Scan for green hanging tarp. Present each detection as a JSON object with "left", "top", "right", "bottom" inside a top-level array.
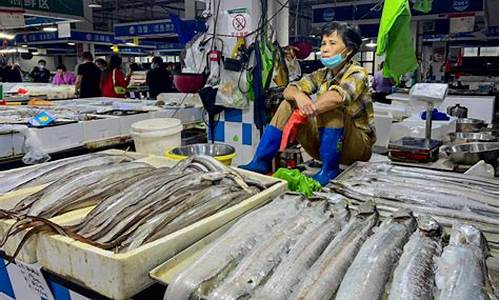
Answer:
[{"left": 376, "top": 0, "right": 418, "bottom": 83}]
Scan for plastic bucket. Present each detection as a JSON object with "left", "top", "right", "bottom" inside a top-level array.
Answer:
[{"left": 131, "top": 118, "right": 183, "bottom": 156}]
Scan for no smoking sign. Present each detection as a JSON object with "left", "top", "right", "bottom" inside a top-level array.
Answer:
[
  {"left": 232, "top": 14, "right": 246, "bottom": 31},
  {"left": 227, "top": 8, "right": 251, "bottom": 37}
]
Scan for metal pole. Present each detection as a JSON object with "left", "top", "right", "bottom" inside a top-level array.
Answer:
[{"left": 425, "top": 102, "right": 433, "bottom": 142}]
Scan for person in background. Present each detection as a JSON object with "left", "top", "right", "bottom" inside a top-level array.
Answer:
[
  {"left": 100, "top": 54, "right": 131, "bottom": 98},
  {"left": 95, "top": 58, "right": 107, "bottom": 72},
  {"left": 0, "top": 62, "right": 8, "bottom": 82},
  {"left": 372, "top": 61, "right": 394, "bottom": 104},
  {"left": 129, "top": 62, "right": 141, "bottom": 72},
  {"left": 29, "top": 59, "right": 50, "bottom": 83},
  {"left": 284, "top": 45, "right": 302, "bottom": 81},
  {"left": 75, "top": 52, "right": 101, "bottom": 98},
  {"left": 146, "top": 56, "right": 172, "bottom": 99},
  {"left": 7, "top": 64, "right": 23, "bottom": 82},
  {"left": 165, "top": 62, "right": 178, "bottom": 92},
  {"left": 52, "top": 64, "right": 76, "bottom": 85}
]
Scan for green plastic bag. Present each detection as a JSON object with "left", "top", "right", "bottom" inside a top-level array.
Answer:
[
  {"left": 273, "top": 168, "right": 322, "bottom": 198},
  {"left": 376, "top": 0, "right": 418, "bottom": 83},
  {"left": 413, "top": 0, "right": 433, "bottom": 13}
]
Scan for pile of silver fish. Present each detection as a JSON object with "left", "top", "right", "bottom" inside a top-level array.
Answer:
[
  {"left": 165, "top": 195, "right": 496, "bottom": 300},
  {"left": 322, "top": 162, "right": 499, "bottom": 249},
  {"left": 1, "top": 154, "right": 263, "bottom": 254},
  {"left": 0, "top": 152, "right": 135, "bottom": 194}
]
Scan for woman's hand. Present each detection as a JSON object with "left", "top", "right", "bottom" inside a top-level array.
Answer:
[{"left": 296, "top": 94, "right": 317, "bottom": 117}]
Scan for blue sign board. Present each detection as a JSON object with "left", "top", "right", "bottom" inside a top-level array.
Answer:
[
  {"left": 114, "top": 19, "right": 175, "bottom": 38},
  {"left": 15, "top": 31, "right": 125, "bottom": 44},
  {"left": 24, "top": 16, "right": 65, "bottom": 26},
  {"left": 312, "top": 0, "right": 484, "bottom": 23},
  {"left": 156, "top": 43, "right": 184, "bottom": 50}
]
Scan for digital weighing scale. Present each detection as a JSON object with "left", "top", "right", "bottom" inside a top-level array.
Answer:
[{"left": 389, "top": 83, "right": 449, "bottom": 163}]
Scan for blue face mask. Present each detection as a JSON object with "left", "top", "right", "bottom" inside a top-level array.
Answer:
[{"left": 320, "top": 53, "right": 343, "bottom": 68}]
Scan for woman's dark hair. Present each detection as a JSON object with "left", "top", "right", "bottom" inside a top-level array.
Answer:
[
  {"left": 320, "top": 21, "right": 362, "bottom": 54},
  {"left": 129, "top": 62, "right": 141, "bottom": 72},
  {"left": 95, "top": 58, "right": 107, "bottom": 67},
  {"left": 56, "top": 64, "right": 67, "bottom": 72},
  {"left": 101, "top": 54, "right": 123, "bottom": 85},
  {"left": 108, "top": 54, "right": 122, "bottom": 70},
  {"left": 81, "top": 51, "right": 93, "bottom": 61},
  {"left": 38, "top": 59, "right": 47, "bottom": 65},
  {"left": 152, "top": 56, "right": 164, "bottom": 68}
]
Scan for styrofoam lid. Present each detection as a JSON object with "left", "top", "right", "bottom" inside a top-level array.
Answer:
[{"left": 131, "top": 118, "right": 182, "bottom": 133}]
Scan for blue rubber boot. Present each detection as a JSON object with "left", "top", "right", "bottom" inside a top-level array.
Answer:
[
  {"left": 312, "top": 127, "right": 344, "bottom": 186},
  {"left": 239, "top": 125, "right": 282, "bottom": 174}
]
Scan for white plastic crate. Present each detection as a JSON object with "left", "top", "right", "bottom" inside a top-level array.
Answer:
[
  {"left": 31, "top": 123, "right": 84, "bottom": 154},
  {"left": 82, "top": 115, "right": 121, "bottom": 142},
  {"left": 0, "top": 132, "right": 13, "bottom": 158}
]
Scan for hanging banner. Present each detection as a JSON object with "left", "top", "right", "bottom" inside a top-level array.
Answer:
[
  {"left": 312, "top": 0, "right": 484, "bottom": 24},
  {"left": 114, "top": 19, "right": 176, "bottom": 39},
  {"left": 0, "top": 0, "right": 84, "bottom": 18},
  {"left": 0, "top": 11, "right": 24, "bottom": 28},
  {"left": 15, "top": 30, "right": 124, "bottom": 45}
]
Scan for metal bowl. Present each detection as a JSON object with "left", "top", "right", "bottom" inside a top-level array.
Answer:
[
  {"left": 444, "top": 142, "right": 499, "bottom": 165},
  {"left": 456, "top": 118, "right": 485, "bottom": 132},
  {"left": 480, "top": 124, "right": 499, "bottom": 137},
  {"left": 448, "top": 132, "right": 497, "bottom": 144},
  {"left": 170, "top": 143, "right": 235, "bottom": 157}
]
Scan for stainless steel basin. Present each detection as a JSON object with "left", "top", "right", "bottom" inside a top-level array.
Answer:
[
  {"left": 448, "top": 132, "right": 497, "bottom": 144},
  {"left": 456, "top": 118, "right": 485, "bottom": 132},
  {"left": 170, "top": 143, "right": 235, "bottom": 157},
  {"left": 444, "top": 142, "right": 499, "bottom": 165}
]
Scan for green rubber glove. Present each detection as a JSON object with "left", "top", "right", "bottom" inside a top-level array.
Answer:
[{"left": 273, "top": 168, "right": 322, "bottom": 198}]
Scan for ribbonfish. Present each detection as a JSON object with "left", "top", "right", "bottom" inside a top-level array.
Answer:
[
  {"left": 334, "top": 209, "right": 416, "bottom": 300},
  {"left": 253, "top": 202, "right": 349, "bottom": 300},
  {"left": 387, "top": 215, "right": 443, "bottom": 300},
  {"left": 435, "top": 223, "right": 496, "bottom": 300},
  {"left": 290, "top": 202, "right": 379, "bottom": 300},
  {"left": 164, "top": 194, "right": 306, "bottom": 300},
  {"left": 207, "top": 202, "right": 328, "bottom": 300}
]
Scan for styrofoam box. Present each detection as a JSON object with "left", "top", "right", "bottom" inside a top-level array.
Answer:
[
  {"left": 0, "top": 132, "right": 14, "bottom": 158},
  {"left": 390, "top": 118, "right": 457, "bottom": 142},
  {"left": 31, "top": 123, "right": 84, "bottom": 154},
  {"left": 118, "top": 112, "right": 155, "bottom": 135},
  {"left": 82, "top": 115, "right": 121, "bottom": 142},
  {"left": 12, "top": 132, "right": 25, "bottom": 156},
  {"left": 374, "top": 112, "right": 393, "bottom": 148},
  {"left": 36, "top": 168, "right": 287, "bottom": 300}
]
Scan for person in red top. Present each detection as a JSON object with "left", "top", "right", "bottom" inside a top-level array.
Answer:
[{"left": 100, "top": 54, "right": 131, "bottom": 98}]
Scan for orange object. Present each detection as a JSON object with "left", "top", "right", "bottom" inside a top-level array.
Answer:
[
  {"left": 28, "top": 98, "right": 53, "bottom": 106},
  {"left": 280, "top": 109, "right": 308, "bottom": 152}
]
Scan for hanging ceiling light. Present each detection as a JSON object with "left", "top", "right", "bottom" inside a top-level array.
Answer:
[
  {"left": 365, "top": 40, "right": 377, "bottom": 48},
  {"left": 0, "top": 32, "right": 16, "bottom": 40},
  {"left": 88, "top": 1, "right": 102, "bottom": 8},
  {"left": 43, "top": 25, "right": 57, "bottom": 32},
  {"left": 67, "top": 42, "right": 75, "bottom": 46}
]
